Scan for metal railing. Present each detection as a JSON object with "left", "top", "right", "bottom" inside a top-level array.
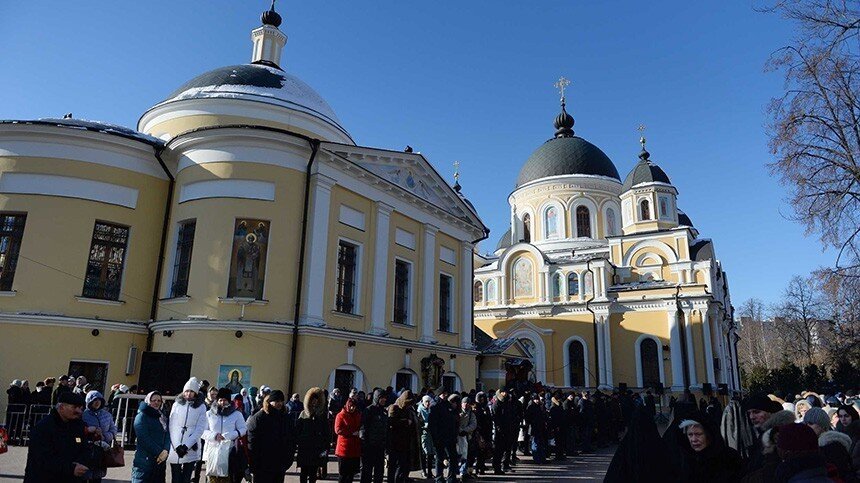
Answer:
[{"left": 112, "top": 394, "right": 176, "bottom": 448}]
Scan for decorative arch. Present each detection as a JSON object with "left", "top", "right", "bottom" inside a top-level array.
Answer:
[
  {"left": 634, "top": 334, "right": 666, "bottom": 388},
  {"left": 442, "top": 371, "right": 462, "bottom": 392},
  {"left": 575, "top": 206, "right": 592, "bottom": 238},
  {"left": 328, "top": 363, "right": 366, "bottom": 393},
  {"left": 567, "top": 272, "right": 580, "bottom": 297},
  {"left": 622, "top": 239, "right": 679, "bottom": 267},
  {"left": 562, "top": 335, "right": 590, "bottom": 387},
  {"left": 391, "top": 368, "right": 419, "bottom": 393},
  {"left": 507, "top": 328, "right": 547, "bottom": 380},
  {"left": 635, "top": 252, "right": 665, "bottom": 267},
  {"left": 568, "top": 197, "right": 598, "bottom": 239},
  {"left": 538, "top": 199, "right": 566, "bottom": 240}
]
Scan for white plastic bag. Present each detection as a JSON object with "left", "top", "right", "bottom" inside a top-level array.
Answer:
[{"left": 204, "top": 439, "right": 231, "bottom": 477}]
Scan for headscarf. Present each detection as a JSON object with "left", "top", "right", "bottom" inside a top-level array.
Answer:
[
  {"left": 396, "top": 390, "right": 414, "bottom": 410},
  {"left": 605, "top": 406, "right": 673, "bottom": 482},
  {"left": 144, "top": 391, "right": 168, "bottom": 430}
]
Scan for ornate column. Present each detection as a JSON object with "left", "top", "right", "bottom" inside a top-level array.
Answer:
[
  {"left": 701, "top": 309, "right": 716, "bottom": 385},
  {"left": 542, "top": 270, "right": 551, "bottom": 303},
  {"left": 460, "top": 242, "right": 474, "bottom": 348},
  {"left": 667, "top": 309, "right": 685, "bottom": 391},
  {"left": 369, "top": 202, "right": 393, "bottom": 336},
  {"left": 683, "top": 308, "right": 698, "bottom": 387},
  {"left": 301, "top": 174, "right": 335, "bottom": 326},
  {"left": 420, "top": 224, "right": 439, "bottom": 343}
]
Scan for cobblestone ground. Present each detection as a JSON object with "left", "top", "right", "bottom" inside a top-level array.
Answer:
[{"left": 0, "top": 445, "right": 615, "bottom": 482}]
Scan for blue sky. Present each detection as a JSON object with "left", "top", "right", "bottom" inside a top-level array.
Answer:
[{"left": 0, "top": 1, "right": 834, "bottom": 305}]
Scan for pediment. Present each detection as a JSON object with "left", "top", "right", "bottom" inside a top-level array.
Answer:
[{"left": 322, "top": 143, "right": 485, "bottom": 231}]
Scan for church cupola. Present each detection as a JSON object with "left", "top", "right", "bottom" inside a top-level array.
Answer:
[
  {"left": 619, "top": 129, "right": 679, "bottom": 234},
  {"left": 251, "top": 1, "right": 288, "bottom": 69}
]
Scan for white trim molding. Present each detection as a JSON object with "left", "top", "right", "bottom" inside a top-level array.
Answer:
[
  {"left": 0, "top": 173, "right": 139, "bottom": 209},
  {"left": 179, "top": 179, "right": 275, "bottom": 203}
]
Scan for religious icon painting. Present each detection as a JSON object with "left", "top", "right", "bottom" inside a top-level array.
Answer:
[{"left": 217, "top": 365, "right": 251, "bottom": 395}]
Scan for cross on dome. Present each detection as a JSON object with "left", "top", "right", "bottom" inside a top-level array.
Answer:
[
  {"left": 453, "top": 160, "right": 462, "bottom": 192},
  {"left": 637, "top": 124, "right": 651, "bottom": 161},
  {"left": 554, "top": 76, "right": 571, "bottom": 104},
  {"left": 552, "top": 76, "right": 575, "bottom": 138}
]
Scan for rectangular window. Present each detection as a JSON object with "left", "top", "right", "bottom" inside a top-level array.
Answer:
[
  {"left": 170, "top": 219, "right": 196, "bottom": 298},
  {"left": 82, "top": 221, "right": 129, "bottom": 301},
  {"left": 439, "top": 273, "right": 453, "bottom": 332},
  {"left": 227, "top": 219, "right": 270, "bottom": 300},
  {"left": 393, "top": 259, "right": 411, "bottom": 324},
  {"left": 0, "top": 213, "right": 26, "bottom": 291},
  {"left": 336, "top": 240, "right": 358, "bottom": 314},
  {"left": 395, "top": 372, "right": 413, "bottom": 392}
]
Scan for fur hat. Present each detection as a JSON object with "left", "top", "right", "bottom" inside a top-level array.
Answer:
[
  {"left": 802, "top": 407, "right": 831, "bottom": 430},
  {"left": 746, "top": 394, "right": 782, "bottom": 413},
  {"left": 183, "top": 377, "right": 201, "bottom": 394},
  {"left": 762, "top": 410, "right": 797, "bottom": 432},
  {"left": 216, "top": 387, "right": 232, "bottom": 401}
]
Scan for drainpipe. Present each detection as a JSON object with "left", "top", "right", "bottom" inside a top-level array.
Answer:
[
  {"left": 146, "top": 146, "right": 175, "bottom": 352},
  {"left": 287, "top": 139, "right": 321, "bottom": 396}
]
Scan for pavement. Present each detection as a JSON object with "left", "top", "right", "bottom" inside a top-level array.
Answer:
[{"left": 0, "top": 445, "right": 615, "bottom": 482}]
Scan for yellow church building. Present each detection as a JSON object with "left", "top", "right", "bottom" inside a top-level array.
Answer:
[
  {"left": 474, "top": 90, "right": 741, "bottom": 396},
  {"left": 0, "top": 3, "right": 488, "bottom": 421}
]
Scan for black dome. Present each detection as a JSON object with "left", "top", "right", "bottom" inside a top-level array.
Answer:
[
  {"left": 621, "top": 153, "right": 672, "bottom": 192},
  {"left": 516, "top": 136, "right": 621, "bottom": 187}
]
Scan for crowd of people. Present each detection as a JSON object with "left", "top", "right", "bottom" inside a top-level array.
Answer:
[
  {"left": 606, "top": 389, "right": 860, "bottom": 482},
  {"left": 12, "top": 372, "right": 860, "bottom": 483}
]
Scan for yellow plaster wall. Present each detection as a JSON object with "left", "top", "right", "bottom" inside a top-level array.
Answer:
[
  {"left": 0, "top": 157, "right": 168, "bottom": 321},
  {"left": 612, "top": 311, "right": 673, "bottom": 388},
  {"left": 143, "top": 114, "right": 319, "bottom": 142},
  {"left": 386, "top": 213, "right": 421, "bottom": 337},
  {"left": 689, "top": 311, "right": 707, "bottom": 385},
  {"left": 157, "top": 162, "right": 306, "bottom": 322},
  {"left": 0, "top": 322, "right": 146, "bottom": 423}
]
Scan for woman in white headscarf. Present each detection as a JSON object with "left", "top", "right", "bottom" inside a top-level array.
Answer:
[{"left": 132, "top": 391, "right": 170, "bottom": 483}]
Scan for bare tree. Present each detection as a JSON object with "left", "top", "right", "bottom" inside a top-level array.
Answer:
[
  {"left": 820, "top": 270, "right": 860, "bottom": 359},
  {"left": 738, "top": 298, "right": 781, "bottom": 369},
  {"left": 765, "top": 0, "right": 860, "bottom": 278},
  {"left": 772, "top": 275, "right": 827, "bottom": 365}
]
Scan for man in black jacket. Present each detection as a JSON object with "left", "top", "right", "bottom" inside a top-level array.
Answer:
[
  {"left": 491, "top": 388, "right": 516, "bottom": 474},
  {"left": 24, "top": 392, "right": 90, "bottom": 483},
  {"left": 429, "top": 394, "right": 459, "bottom": 483},
  {"left": 246, "top": 390, "right": 296, "bottom": 483},
  {"left": 361, "top": 389, "right": 388, "bottom": 483}
]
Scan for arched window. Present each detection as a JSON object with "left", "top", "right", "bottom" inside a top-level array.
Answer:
[
  {"left": 606, "top": 207, "right": 618, "bottom": 236},
  {"left": 584, "top": 271, "right": 594, "bottom": 295},
  {"left": 567, "top": 339, "right": 586, "bottom": 387},
  {"left": 473, "top": 280, "right": 483, "bottom": 303},
  {"left": 486, "top": 279, "right": 497, "bottom": 302},
  {"left": 576, "top": 206, "right": 591, "bottom": 238},
  {"left": 544, "top": 206, "right": 559, "bottom": 239},
  {"left": 551, "top": 273, "right": 562, "bottom": 299},
  {"left": 522, "top": 213, "right": 531, "bottom": 243},
  {"left": 639, "top": 338, "right": 661, "bottom": 388},
  {"left": 640, "top": 199, "right": 651, "bottom": 221},
  {"left": 512, "top": 257, "right": 534, "bottom": 298},
  {"left": 567, "top": 273, "right": 579, "bottom": 297}
]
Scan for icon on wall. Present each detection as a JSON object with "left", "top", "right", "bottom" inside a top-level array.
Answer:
[{"left": 218, "top": 365, "right": 252, "bottom": 395}]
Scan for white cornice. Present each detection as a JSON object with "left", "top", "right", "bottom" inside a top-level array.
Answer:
[{"left": 0, "top": 313, "right": 148, "bottom": 334}]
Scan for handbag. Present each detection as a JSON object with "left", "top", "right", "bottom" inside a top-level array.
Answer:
[{"left": 102, "top": 441, "right": 125, "bottom": 468}]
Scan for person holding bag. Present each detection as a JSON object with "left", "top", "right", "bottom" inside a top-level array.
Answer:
[
  {"left": 202, "top": 388, "right": 248, "bottom": 483},
  {"left": 169, "top": 377, "right": 208, "bottom": 483},
  {"left": 82, "top": 390, "right": 120, "bottom": 482},
  {"left": 132, "top": 392, "right": 170, "bottom": 483}
]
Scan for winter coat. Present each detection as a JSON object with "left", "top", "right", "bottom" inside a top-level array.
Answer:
[
  {"left": 525, "top": 402, "right": 548, "bottom": 439},
  {"left": 23, "top": 410, "right": 90, "bottom": 483},
  {"left": 388, "top": 392, "right": 422, "bottom": 471},
  {"left": 167, "top": 394, "right": 208, "bottom": 464},
  {"left": 722, "top": 400, "right": 756, "bottom": 461},
  {"left": 296, "top": 389, "right": 330, "bottom": 468},
  {"left": 362, "top": 394, "right": 388, "bottom": 447},
  {"left": 679, "top": 442, "right": 743, "bottom": 483},
  {"left": 491, "top": 396, "right": 517, "bottom": 442},
  {"left": 417, "top": 403, "right": 435, "bottom": 456},
  {"left": 429, "top": 399, "right": 458, "bottom": 448},
  {"left": 202, "top": 405, "right": 247, "bottom": 448},
  {"left": 843, "top": 420, "right": 860, "bottom": 480},
  {"left": 548, "top": 399, "right": 567, "bottom": 437},
  {"left": 774, "top": 453, "right": 833, "bottom": 483},
  {"left": 246, "top": 407, "right": 295, "bottom": 474},
  {"left": 818, "top": 430, "right": 855, "bottom": 482},
  {"left": 133, "top": 401, "right": 170, "bottom": 475},
  {"left": 457, "top": 409, "right": 477, "bottom": 457},
  {"left": 335, "top": 407, "right": 362, "bottom": 458},
  {"left": 82, "top": 391, "right": 117, "bottom": 445}
]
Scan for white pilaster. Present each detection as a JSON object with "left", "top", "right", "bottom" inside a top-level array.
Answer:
[
  {"left": 596, "top": 317, "right": 606, "bottom": 386},
  {"left": 496, "top": 276, "right": 503, "bottom": 304},
  {"left": 510, "top": 205, "right": 518, "bottom": 244},
  {"left": 602, "top": 315, "right": 613, "bottom": 386},
  {"left": 369, "top": 202, "right": 393, "bottom": 336},
  {"left": 460, "top": 242, "right": 474, "bottom": 349},
  {"left": 542, "top": 270, "right": 551, "bottom": 303},
  {"left": 702, "top": 310, "right": 716, "bottom": 385},
  {"left": 301, "top": 174, "right": 335, "bottom": 326},
  {"left": 668, "top": 310, "right": 685, "bottom": 391},
  {"left": 683, "top": 309, "right": 698, "bottom": 387},
  {"left": 420, "top": 224, "right": 439, "bottom": 343},
  {"left": 500, "top": 275, "right": 508, "bottom": 305}
]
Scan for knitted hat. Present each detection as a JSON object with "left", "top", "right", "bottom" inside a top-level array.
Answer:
[
  {"left": 777, "top": 423, "right": 818, "bottom": 452},
  {"left": 746, "top": 394, "right": 782, "bottom": 413},
  {"left": 267, "top": 390, "right": 285, "bottom": 402},
  {"left": 183, "top": 377, "right": 201, "bottom": 394},
  {"left": 448, "top": 393, "right": 461, "bottom": 403},
  {"left": 802, "top": 407, "right": 831, "bottom": 430},
  {"left": 216, "top": 387, "right": 232, "bottom": 401}
]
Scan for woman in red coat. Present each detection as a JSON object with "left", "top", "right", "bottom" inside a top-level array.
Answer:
[{"left": 335, "top": 397, "right": 362, "bottom": 483}]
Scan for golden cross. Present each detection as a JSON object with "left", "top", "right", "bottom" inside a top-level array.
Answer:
[
  {"left": 637, "top": 124, "right": 647, "bottom": 148},
  {"left": 554, "top": 76, "right": 571, "bottom": 101},
  {"left": 453, "top": 160, "right": 461, "bottom": 182}
]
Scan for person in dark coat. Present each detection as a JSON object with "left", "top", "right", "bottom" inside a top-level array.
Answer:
[
  {"left": 51, "top": 375, "right": 72, "bottom": 406},
  {"left": 132, "top": 392, "right": 170, "bottom": 483},
  {"left": 387, "top": 390, "right": 420, "bottom": 483},
  {"left": 491, "top": 388, "right": 516, "bottom": 474},
  {"left": 246, "top": 390, "right": 295, "bottom": 483},
  {"left": 743, "top": 394, "right": 784, "bottom": 474},
  {"left": 548, "top": 391, "right": 568, "bottom": 461},
  {"left": 296, "top": 387, "right": 331, "bottom": 483},
  {"left": 678, "top": 411, "right": 743, "bottom": 483},
  {"left": 24, "top": 391, "right": 92, "bottom": 483},
  {"left": 837, "top": 404, "right": 860, "bottom": 480},
  {"left": 472, "top": 392, "right": 493, "bottom": 474},
  {"left": 773, "top": 423, "right": 833, "bottom": 483},
  {"left": 803, "top": 407, "right": 856, "bottom": 482},
  {"left": 739, "top": 409, "right": 797, "bottom": 483},
  {"left": 525, "top": 394, "right": 549, "bottom": 464},
  {"left": 360, "top": 389, "right": 388, "bottom": 483},
  {"left": 429, "top": 394, "right": 460, "bottom": 483},
  {"left": 605, "top": 406, "right": 673, "bottom": 482}
]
